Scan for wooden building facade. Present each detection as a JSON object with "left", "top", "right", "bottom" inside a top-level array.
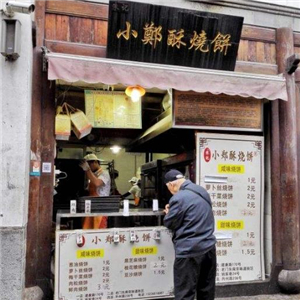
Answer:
[{"left": 27, "top": 0, "right": 300, "bottom": 298}]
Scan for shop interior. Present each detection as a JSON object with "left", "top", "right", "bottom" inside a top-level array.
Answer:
[
  {"left": 52, "top": 76, "right": 274, "bottom": 282},
  {"left": 53, "top": 80, "right": 197, "bottom": 223}
]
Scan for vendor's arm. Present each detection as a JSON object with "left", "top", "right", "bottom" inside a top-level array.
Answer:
[
  {"left": 85, "top": 169, "right": 104, "bottom": 187},
  {"left": 163, "top": 197, "right": 184, "bottom": 230},
  {"left": 121, "top": 191, "right": 131, "bottom": 198},
  {"left": 79, "top": 161, "right": 104, "bottom": 188}
]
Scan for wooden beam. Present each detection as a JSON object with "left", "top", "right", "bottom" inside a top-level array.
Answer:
[
  {"left": 235, "top": 60, "right": 278, "bottom": 75},
  {"left": 46, "top": 0, "right": 108, "bottom": 20},
  {"left": 241, "top": 25, "right": 276, "bottom": 43},
  {"left": 45, "top": 39, "right": 106, "bottom": 57}
]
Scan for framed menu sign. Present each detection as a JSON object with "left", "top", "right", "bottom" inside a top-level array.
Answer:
[
  {"left": 173, "top": 91, "right": 263, "bottom": 132},
  {"left": 196, "top": 133, "right": 265, "bottom": 283},
  {"left": 55, "top": 227, "right": 175, "bottom": 300}
]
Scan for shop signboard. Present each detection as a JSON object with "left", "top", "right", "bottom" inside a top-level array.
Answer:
[
  {"left": 173, "top": 91, "right": 263, "bottom": 132},
  {"left": 55, "top": 227, "right": 174, "bottom": 300},
  {"left": 196, "top": 133, "right": 265, "bottom": 283},
  {"left": 85, "top": 90, "right": 142, "bottom": 129},
  {"left": 107, "top": 1, "right": 243, "bottom": 71}
]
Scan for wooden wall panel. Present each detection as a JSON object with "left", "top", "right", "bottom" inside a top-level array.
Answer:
[
  {"left": 46, "top": 0, "right": 108, "bottom": 20},
  {"left": 94, "top": 20, "right": 108, "bottom": 46},
  {"left": 56, "top": 15, "right": 69, "bottom": 41},
  {"left": 45, "top": 14, "right": 107, "bottom": 46},
  {"left": 45, "top": 14, "right": 56, "bottom": 40},
  {"left": 237, "top": 40, "right": 276, "bottom": 64},
  {"left": 248, "top": 41, "right": 257, "bottom": 62},
  {"left": 78, "top": 18, "right": 93, "bottom": 44}
]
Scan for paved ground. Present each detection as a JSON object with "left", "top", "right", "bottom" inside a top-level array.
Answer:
[{"left": 217, "top": 294, "right": 300, "bottom": 299}]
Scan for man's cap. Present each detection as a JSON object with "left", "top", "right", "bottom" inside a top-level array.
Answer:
[
  {"left": 164, "top": 169, "right": 184, "bottom": 183},
  {"left": 84, "top": 153, "right": 101, "bottom": 162},
  {"left": 129, "top": 176, "right": 139, "bottom": 183}
]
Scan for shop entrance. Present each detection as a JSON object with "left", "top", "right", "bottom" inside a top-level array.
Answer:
[{"left": 45, "top": 51, "right": 288, "bottom": 299}]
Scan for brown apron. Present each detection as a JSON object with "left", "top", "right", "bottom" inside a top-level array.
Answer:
[{"left": 82, "top": 179, "right": 107, "bottom": 229}]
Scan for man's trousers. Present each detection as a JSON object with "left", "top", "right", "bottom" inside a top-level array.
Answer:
[{"left": 174, "top": 246, "right": 216, "bottom": 300}]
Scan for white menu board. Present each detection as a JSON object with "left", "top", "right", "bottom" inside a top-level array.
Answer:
[
  {"left": 55, "top": 227, "right": 174, "bottom": 300},
  {"left": 196, "top": 133, "right": 265, "bottom": 283}
]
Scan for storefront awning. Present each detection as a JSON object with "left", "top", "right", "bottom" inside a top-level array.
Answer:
[{"left": 46, "top": 52, "right": 288, "bottom": 101}]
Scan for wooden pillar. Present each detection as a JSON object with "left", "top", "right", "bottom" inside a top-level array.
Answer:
[
  {"left": 276, "top": 27, "right": 300, "bottom": 292},
  {"left": 295, "top": 71, "right": 300, "bottom": 204},
  {"left": 25, "top": 1, "right": 45, "bottom": 288},
  {"left": 26, "top": 1, "right": 56, "bottom": 298},
  {"left": 270, "top": 99, "right": 282, "bottom": 266}
]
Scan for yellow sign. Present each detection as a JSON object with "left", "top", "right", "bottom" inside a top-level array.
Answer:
[
  {"left": 217, "top": 220, "right": 244, "bottom": 230},
  {"left": 218, "top": 164, "right": 245, "bottom": 174},
  {"left": 77, "top": 249, "right": 104, "bottom": 259},
  {"left": 132, "top": 246, "right": 158, "bottom": 256},
  {"left": 85, "top": 91, "right": 142, "bottom": 129}
]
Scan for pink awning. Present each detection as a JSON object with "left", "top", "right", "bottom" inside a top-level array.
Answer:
[{"left": 47, "top": 52, "right": 288, "bottom": 101}]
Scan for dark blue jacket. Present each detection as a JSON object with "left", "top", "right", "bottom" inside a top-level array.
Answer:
[{"left": 164, "top": 180, "right": 216, "bottom": 258}]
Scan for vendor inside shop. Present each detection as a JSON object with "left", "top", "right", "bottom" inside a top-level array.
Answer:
[{"left": 53, "top": 84, "right": 194, "bottom": 228}]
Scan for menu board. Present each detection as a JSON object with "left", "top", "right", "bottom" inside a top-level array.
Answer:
[
  {"left": 196, "top": 133, "right": 265, "bottom": 283},
  {"left": 55, "top": 227, "right": 174, "bottom": 300},
  {"left": 85, "top": 90, "right": 142, "bottom": 129},
  {"left": 173, "top": 91, "right": 262, "bottom": 131}
]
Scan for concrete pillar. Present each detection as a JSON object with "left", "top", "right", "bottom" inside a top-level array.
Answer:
[
  {"left": 0, "top": 6, "right": 33, "bottom": 300},
  {"left": 276, "top": 27, "right": 300, "bottom": 292}
]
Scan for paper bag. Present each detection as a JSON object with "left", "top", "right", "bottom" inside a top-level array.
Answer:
[
  {"left": 55, "top": 105, "right": 71, "bottom": 140},
  {"left": 70, "top": 110, "right": 92, "bottom": 139}
]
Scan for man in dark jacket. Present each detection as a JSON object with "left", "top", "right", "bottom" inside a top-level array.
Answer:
[{"left": 164, "top": 169, "right": 216, "bottom": 300}]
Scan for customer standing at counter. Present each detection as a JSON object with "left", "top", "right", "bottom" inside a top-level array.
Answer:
[
  {"left": 79, "top": 153, "right": 111, "bottom": 229},
  {"left": 164, "top": 169, "right": 216, "bottom": 300}
]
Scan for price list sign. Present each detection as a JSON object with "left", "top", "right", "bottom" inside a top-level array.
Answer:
[
  {"left": 55, "top": 227, "right": 174, "bottom": 300},
  {"left": 196, "top": 133, "right": 265, "bottom": 283}
]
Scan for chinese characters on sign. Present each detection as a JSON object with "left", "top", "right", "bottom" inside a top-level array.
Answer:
[
  {"left": 196, "top": 133, "right": 265, "bottom": 283},
  {"left": 117, "top": 21, "right": 232, "bottom": 55},
  {"left": 55, "top": 227, "right": 174, "bottom": 300},
  {"left": 107, "top": 1, "right": 244, "bottom": 71}
]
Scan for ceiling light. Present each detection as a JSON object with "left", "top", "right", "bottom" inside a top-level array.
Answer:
[
  {"left": 125, "top": 85, "right": 146, "bottom": 102},
  {"left": 110, "top": 145, "right": 121, "bottom": 154}
]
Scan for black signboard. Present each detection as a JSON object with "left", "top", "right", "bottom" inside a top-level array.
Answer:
[{"left": 107, "top": 1, "right": 244, "bottom": 71}]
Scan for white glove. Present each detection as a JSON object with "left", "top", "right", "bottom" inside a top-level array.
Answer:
[{"left": 79, "top": 161, "right": 90, "bottom": 171}]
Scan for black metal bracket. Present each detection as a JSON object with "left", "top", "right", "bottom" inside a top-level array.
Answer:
[
  {"left": 286, "top": 54, "right": 300, "bottom": 75},
  {"left": 41, "top": 46, "right": 49, "bottom": 72}
]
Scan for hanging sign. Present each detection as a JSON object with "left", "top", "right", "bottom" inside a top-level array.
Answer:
[
  {"left": 85, "top": 90, "right": 142, "bottom": 129},
  {"left": 196, "top": 133, "right": 265, "bottom": 283},
  {"left": 107, "top": 1, "right": 244, "bottom": 71},
  {"left": 55, "top": 227, "right": 174, "bottom": 300},
  {"left": 173, "top": 91, "right": 263, "bottom": 132}
]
